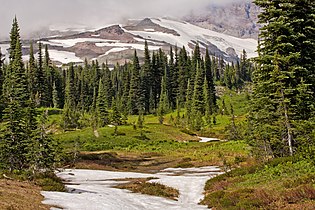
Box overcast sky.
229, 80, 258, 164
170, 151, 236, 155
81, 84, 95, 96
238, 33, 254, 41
0, 0, 245, 39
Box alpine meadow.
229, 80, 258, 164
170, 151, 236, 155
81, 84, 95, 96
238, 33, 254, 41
0, 0, 314, 209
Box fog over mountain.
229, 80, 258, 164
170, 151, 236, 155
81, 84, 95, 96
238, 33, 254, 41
0, 0, 247, 39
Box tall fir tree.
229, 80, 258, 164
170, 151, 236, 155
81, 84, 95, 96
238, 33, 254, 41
28, 42, 36, 99
128, 51, 141, 115
0, 48, 4, 121
0, 18, 33, 170
141, 40, 152, 113
177, 47, 189, 107
249, 0, 315, 157
34, 42, 46, 107
192, 63, 205, 115
96, 78, 110, 127
62, 64, 79, 129
44, 45, 53, 107
204, 48, 216, 114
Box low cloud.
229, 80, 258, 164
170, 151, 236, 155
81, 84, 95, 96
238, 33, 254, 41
0, 0, 246, 39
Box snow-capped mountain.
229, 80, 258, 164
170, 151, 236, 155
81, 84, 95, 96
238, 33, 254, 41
0, 17, 258, 66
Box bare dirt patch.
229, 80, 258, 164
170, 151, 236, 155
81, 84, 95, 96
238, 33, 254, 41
0, 179, 51, 210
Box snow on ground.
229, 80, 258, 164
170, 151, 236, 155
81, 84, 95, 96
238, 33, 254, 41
95, 42, 161, 51
199, 137, 221, 143
144, 29, 155, 32
0, 44, 10, 62
104, 47, 129, 55
48, 50, 83, 64
44, 38, 120, 48
127, 18, 257, 58
42, 166, 223, 210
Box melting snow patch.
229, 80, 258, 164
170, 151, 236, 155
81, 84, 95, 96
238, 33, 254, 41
144, 29, 155, 32
199, 137, 221, 142
46, 38, 120, 48
42, 167, 223, 210
95, 42, 160, 51
48, 50, 83, 64
104, 47, 129, 55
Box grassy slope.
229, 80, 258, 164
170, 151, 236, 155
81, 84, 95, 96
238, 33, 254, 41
201, 157, 315, 209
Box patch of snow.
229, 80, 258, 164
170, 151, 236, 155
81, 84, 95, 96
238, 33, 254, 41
42, 167, 223, 210
45, 38, 120, 48
104, 47, 129, 55
133, 37, 145, 42
91, 34, 100, 37
40, 40, 66, 47
95, 42, 160, 51
199, 137, 221, 142
144, 29, 155, 32
0, 44, 10, 62
48, 50, 83, 64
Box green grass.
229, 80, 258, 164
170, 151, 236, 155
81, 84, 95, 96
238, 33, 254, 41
49, 87, 252, 169
55, 123, 250, 168
201, 157, 315, 209
115, 178, 179, 200
0, 170, 66, 192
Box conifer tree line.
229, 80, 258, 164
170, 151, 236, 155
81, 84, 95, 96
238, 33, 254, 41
32, 41, 252, 131
249, 0, 315, 159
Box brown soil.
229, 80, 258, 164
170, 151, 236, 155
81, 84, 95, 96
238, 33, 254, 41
74, 151, 183, 173
0, 179, 51, 210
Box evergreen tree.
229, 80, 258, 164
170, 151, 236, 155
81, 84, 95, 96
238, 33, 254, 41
185, 79, 194, 126
34, 42, 46, 106
141, 41, 152, 113
52, 82, 60, 108
9, 16, 20, 62
0, 48, 4, 121
120, 62, 131, 115
203, 76, 212, 125
204, 48, 216, 113
192, 63, 205, 115
62, 64, 79, 129
157, 76, 169, 124
0, 18, 31, 170
28, 42, 36, 99
103, 63, 113, 108
168, 46, 178, 109
111, 102, 121, 135
177, 47, 189, 107
249, 0, 315, 157
191, 43, 201, 79
30, 110, 58, 171
96, 78, 110, 127
128, 51, 141, 115
44, 45, 53, 107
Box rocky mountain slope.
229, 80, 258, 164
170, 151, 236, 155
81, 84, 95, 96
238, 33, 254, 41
0, 17, 258, 66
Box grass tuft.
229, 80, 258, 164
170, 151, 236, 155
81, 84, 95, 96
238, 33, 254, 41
115, 178, 179, 200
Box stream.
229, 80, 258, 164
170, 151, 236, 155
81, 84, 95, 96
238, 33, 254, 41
42, 166, 223, 210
